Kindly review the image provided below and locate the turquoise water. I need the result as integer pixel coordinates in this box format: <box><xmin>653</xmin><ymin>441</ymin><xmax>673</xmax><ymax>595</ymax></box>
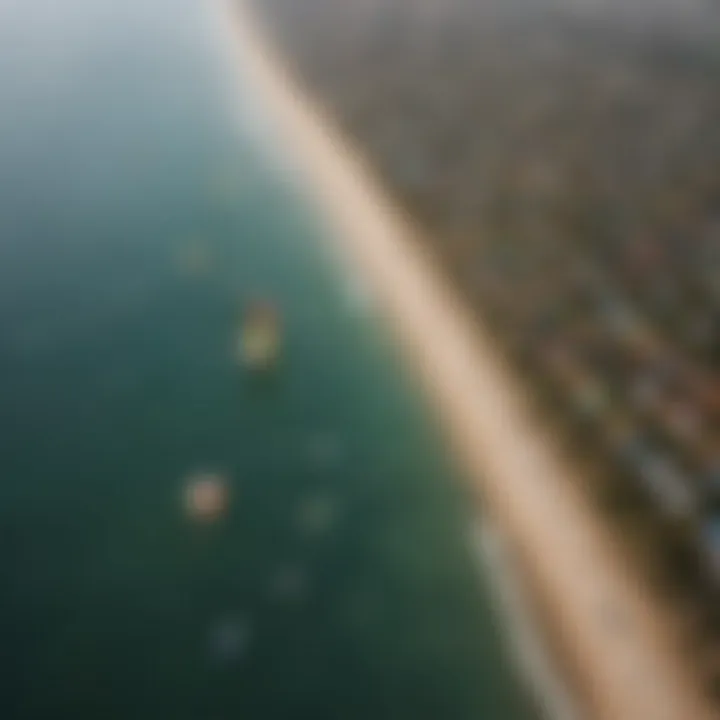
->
<box><xmin>0</xmin><ymin>1</ymin><xmax>536</xmax><ymax>717</ymax></box>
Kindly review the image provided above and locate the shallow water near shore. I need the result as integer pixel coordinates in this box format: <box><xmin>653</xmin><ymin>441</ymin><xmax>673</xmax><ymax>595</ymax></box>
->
<box><xmin>0</xmin><ymin>1</ymin><xmax>537</xmax><ymax>717</ymax></box>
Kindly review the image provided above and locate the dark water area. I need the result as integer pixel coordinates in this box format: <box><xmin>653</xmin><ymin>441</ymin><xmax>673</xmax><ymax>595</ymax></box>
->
<box><xmin>0</xmin><ymin>1</ymin><xmax>536</xmax><ymax>717</ymax></box>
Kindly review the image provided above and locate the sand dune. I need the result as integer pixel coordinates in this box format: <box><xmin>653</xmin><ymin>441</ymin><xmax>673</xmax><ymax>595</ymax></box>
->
<box><xmin>221</xmin><ymin>1</ymin><xmax>716</xmax><ymax>717</ymax></box>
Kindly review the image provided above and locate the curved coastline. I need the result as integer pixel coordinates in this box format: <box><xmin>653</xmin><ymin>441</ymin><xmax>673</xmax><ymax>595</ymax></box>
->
<box><xmin>220</xmin><ymin>1</ymin><xmax>715</xmax><ymax>717</ymax></box>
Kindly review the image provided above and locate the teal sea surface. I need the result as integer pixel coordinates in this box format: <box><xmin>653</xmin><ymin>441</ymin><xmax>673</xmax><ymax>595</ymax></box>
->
<box><xmin>0</xmin><ymin>1</ymin><xmax>536</xmax><ymax>717</ymax></box>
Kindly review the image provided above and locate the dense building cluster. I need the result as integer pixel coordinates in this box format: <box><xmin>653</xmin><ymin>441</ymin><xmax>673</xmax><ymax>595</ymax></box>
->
<box><xmin>256</xmin><ymin>0</ymin><xmax>720</xmax><ymax>645</ymax></box>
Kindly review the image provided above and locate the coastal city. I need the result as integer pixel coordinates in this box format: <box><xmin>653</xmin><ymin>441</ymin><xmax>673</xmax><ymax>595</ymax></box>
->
<box><xmin>256</xmin><ymin>0</ymin><xmax>720</xmax><ymax>707</ymax></box>
<box><xmin>2</xmin><ymin>0</ymin><xmax>720</xmax><ymax>717</ymax></box>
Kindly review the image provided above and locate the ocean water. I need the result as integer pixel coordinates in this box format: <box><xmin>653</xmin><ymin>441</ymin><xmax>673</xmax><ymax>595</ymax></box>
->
<box><xmin>0</xmin><ymin>1</ymin><xmax>536</xmax><ymax>718</ymax></box>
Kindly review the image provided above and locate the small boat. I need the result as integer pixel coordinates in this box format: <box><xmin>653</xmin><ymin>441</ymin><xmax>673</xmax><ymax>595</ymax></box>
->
<box><xmin>239</xmin><ymin>301</ymin><xmax>281</xmax><ymax>371</ymax></box>
<box><xmin>183</xmin><ymin>471</ymin><xmax>229</xmax><ymax>523</ymax></box>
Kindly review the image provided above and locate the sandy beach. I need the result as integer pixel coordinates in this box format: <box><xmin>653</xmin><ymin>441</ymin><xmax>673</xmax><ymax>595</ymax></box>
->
<box><xmin>222</xmin><ymin>1</ymin><xmax>716</xmax><ymax>717</ymax></box>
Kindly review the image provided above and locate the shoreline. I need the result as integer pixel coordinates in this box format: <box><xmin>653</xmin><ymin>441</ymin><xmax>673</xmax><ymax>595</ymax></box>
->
<box><xmin>473</xmin><ymin>518</ymin><xmax>581</xmax><ymax>720</ymax></box>
<box><xmin>221</xmin><ymin>1</ymin><xmax>715</xmax><ymax>718</ymax></box>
